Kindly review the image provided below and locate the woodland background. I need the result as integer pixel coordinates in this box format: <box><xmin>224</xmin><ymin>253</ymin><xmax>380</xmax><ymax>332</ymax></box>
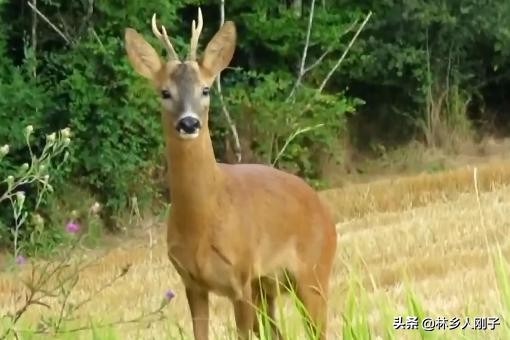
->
<box><xmin>1</xmin><ymin>0</ymin><xmax>510</xmax><ymax>254</ymax></box>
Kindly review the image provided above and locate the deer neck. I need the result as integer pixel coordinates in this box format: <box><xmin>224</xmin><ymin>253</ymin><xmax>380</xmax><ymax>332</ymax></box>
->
<box><xmin>163</xmin><ymin>122</ymin><xmax>223</xmax><ymax>221</ymax></box>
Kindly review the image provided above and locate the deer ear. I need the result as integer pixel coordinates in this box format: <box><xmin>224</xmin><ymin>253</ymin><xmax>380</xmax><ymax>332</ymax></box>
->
<box><xmin>200</xmin><ymin>21</ymin><xmax>236</xmax><ymax>83</ymax></box>
<box><xmin>124</xmin><ymin>28</ymin><xmax>163</xmax><ymax>80</ymax></box>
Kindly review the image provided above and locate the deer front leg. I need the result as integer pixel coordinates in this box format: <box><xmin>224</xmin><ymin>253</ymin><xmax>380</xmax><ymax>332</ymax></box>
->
<box><xmin>186</xmin><ymin>287</ymin><xmax>209</xmax><ymax>340</ymax></box>
<box><xmin>233</xmin><ymin>281</ymin><xmax>256</xmax><ymax>340</ymax></box>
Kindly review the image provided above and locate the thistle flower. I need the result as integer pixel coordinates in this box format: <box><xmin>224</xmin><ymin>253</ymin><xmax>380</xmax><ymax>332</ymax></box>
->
<box><xmin>65</xmin><ymin>221</ymin><xmax>80</xmax><ymax>233</ymax></box>
<box><xmin>15</xmin><ymin>255</ymin><xmax>26</xmax><ymax>265</ymax></box>
<box><xmin>164</xmin><ymin>289</ymin><xmax>175</xmax><ymax>301</ymax></box>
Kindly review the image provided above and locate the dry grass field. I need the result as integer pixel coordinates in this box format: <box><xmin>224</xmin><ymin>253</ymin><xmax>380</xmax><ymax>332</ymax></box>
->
<box><xmin>2</xmin><ymin>160</ymin><xmax>510</xmax><ymax>339</ymax></box>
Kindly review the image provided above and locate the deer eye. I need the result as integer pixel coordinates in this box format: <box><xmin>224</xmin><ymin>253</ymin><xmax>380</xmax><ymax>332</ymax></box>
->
<box><xmin>161</xmin><ymin>89</ymin><xmax>172</xmax><ymax>99</ymax></box>
<box><xmin>202</xmin><ymin>87</ymin><xmax>210</xmax><ymax>96</ymax></box>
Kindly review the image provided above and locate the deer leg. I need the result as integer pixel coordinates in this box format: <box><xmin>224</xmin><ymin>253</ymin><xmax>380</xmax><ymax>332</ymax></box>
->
<box><xmin>251</xmin><ymin>282</ymin><xmax>262</xmax><ymax>338</ymax></box>
<box><xmin>252</xmin><ymin>281</ymin><xmax>282</xmax><ymax>339</ymax></box>
<box><xmin>233</xmin><ymin>281</ymin><xmax>256</xmax><ymax>340</ymax></box>
<box><xmin>186</xmin><ymin>287</ymin><xmax>209</xmax><ymax>340</ymax></box>
<box><xmin>295</xmin><ymin>269</ymin><xmax>330</xmax><ymax>340</ymax></box>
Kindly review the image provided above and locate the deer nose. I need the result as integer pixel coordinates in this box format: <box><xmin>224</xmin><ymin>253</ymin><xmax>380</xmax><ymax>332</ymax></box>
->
<box><xmin>176</xmin><ymin>116</ymin><xmax>201</xmax><ymax>134</ymax></box>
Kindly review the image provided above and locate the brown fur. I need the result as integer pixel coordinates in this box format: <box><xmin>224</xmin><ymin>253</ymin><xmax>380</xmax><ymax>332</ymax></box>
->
<box><xmin>124</xmin><ymin>10</ymin><xmax>337</xmax><ymax>340</ymax></box>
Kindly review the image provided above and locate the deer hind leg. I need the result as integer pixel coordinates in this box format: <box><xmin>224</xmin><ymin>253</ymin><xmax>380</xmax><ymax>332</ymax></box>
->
<box><xmin>295</xmin><ymin>267</ymin><xmax>331</xmax><ymax>340</ymax></box>
<box><xmin>252</xmin><ymin>279</ymin><xmax>283</xmax><ymax>340</ymax></box>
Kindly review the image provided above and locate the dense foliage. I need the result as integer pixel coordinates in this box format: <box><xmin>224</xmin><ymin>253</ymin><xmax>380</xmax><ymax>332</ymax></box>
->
<box><xmin>0</xmin><ymin>0</ymin><xmax>509</xmax><ymax>250</ymax></box>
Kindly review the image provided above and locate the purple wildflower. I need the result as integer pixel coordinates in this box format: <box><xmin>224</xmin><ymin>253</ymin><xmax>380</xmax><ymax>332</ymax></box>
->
<box><xmin>65</xmin><ymin>221</ymin><xmax>80</xmax><ymax>233</ymax></box>
<box><xmin>164</xmin><ymin>289</ymin><xmax>175</xmax><ymax>301</ymax></box>
<box><xmin>15</xmin><ymin>255</ymin><xmax>26</xmax><ymax>265</ymax></box>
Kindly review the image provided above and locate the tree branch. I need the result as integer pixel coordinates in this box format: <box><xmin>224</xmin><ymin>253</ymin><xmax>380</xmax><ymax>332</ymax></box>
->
<box><xmin>27</xmin><ymin>1</ymin><xmax>71</xmax><ymax>45</ymax></box>
<box><xmin>216</xmin><ymin>0</ymin><xmax>242</xmax><ymax>162</ymax></box>
<box><xmin>287</xmin><ymin>0</ymin><xmax>316</xmax><ymax>102</ymax></box>
<box><xmin>281</xmin><ymin>11</ymin><xmax>372</xmax><ymax>120</ymax></box>
<box><xmin>303</xmin><ymin>18</ymin><xmax>359</xmax><ymax>74</ymax></box>
<box><xmin>31</xmin><ymin>0</ymin><xmax>37</xmax><ymax>78</ymax></box>
<box><xmin>272</xmin><ymin>123</ymin><xmax>324</xmax><ymax>166</ymax></box>
<box><xmin>78</xmin><ymin>0</ymin><xmax>94</xmax><ymax>35</ymax></box>
<box><xmin>287</xmin><ymin>2</ymin><xmax>364</xmax><ymax>101</ymax></box>
<box><xmin>317</xmin><ymin>11</ymin><xmax>372</xmax><ymax>94</ymax></box>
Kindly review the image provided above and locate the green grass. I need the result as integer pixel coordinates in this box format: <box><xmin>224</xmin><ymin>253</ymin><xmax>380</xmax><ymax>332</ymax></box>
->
<box><xmin>4</xmin><ymin>251</ymin><xmax>508</xmax><ymax>340</ymax></box>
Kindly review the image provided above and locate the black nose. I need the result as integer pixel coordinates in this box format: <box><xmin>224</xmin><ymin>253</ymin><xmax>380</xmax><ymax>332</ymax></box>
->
<box><xmin>176</xmin><ymin>116</ymin><xmax>201</xmax><ymax>134</ymax></box>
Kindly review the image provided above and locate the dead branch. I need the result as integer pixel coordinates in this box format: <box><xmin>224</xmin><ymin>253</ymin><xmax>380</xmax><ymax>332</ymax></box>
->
<box><xmin>79</xmin><ymin>0</ymin><xmax>94</xmax><ymax>35</ymax></box>
<box><xmin>317</xmin><ymin>11</ymin><xmax>372</xmax><ymax>94</ymax></box>
<box><xmin>287</xmin><ymin>0</ymin><xmax>316</xmax><ymax>101</ymax></box>
<box><xmin>27</xmin><ymin>1</ymin><xmax>71</xmax><ymax>45</ymax></box>
<box><xmin>287</xmin><ymin>1</ymin><xmax>362</xmax><ymax>101</ymax></box>
<box><xmin>276</xmin><ymin>11</ymin><xmax>372</xmax><ymax>131</ymax></box>
<box><xmin>303</xmin><ymin>18</ymin><xmax>359</xmax><ymax>74</ymax></box>
<box><xmin>31</xmin><ymin>0</ymin><xmax>37</xmax><ymax>77</ymax></box>
<box><xmin>216</xmin><ymin>0</ymin><xmax>242</xmax><ymax>162</ymax></box>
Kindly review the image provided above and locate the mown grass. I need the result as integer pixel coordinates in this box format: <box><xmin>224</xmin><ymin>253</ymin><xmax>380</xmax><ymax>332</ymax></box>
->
<box><xmin>2</xmin><ymin>161</ymin><xmax>510</xmax><ymax>339</ymax></box>
<box><xmin>320</xmin><ymin>159</ymin><xmax>510</xmax><ymax>222</ymax></box>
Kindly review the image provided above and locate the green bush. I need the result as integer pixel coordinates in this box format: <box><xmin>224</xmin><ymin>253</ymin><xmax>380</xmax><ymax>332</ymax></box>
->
<box><xmin>0</xmin><ymin>1</ymin><xmax>186</xmax><ymax>231</ymax></box>
<box><xmin>1</xmin><ymin>0</ymin><xmax>510</xmax><ymax>251</ymax></box>
<box><xmin>222</xmin><ymin>69</ymin><xmax>360</xmax><ymax>183</ymax></box>
<box><xmin>48</xmin><ymin>36</ymin><xmax>164</xmax><ymax>219</ymax></box>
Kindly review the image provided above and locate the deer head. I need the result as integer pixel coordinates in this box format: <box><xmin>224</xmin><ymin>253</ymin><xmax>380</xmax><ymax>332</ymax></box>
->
<box><xmin>124</xmin><ymin>8</ymin><xmax>236</xmax><ymax>141</ymax></box>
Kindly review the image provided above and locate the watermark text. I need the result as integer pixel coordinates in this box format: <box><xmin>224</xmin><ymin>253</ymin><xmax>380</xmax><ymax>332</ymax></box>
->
<box><xmin>393</xmin><ymin>316</ymin><xmax>501</xmax><ymax>331</ymax></box>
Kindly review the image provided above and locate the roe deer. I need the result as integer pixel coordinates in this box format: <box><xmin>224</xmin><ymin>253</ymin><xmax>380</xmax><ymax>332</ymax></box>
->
<box><xmin>124</xmin><ymin>8</ymin><xmax>337</xmax><ymax>340</ymax></box>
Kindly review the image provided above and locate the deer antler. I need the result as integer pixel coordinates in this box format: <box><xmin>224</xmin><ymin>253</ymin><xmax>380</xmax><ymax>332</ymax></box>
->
<box><xmin>151</xmin><ymin>14</ymin><xmax>179</xmax><ymax>61</ymax></box>
<box><xmin>188</xmin><ymin>7</ymin><xmax>203</xmax><ymax>61</ymax></box>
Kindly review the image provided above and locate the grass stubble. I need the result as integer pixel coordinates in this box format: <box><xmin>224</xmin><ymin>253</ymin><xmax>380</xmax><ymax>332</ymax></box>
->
<box><xmin>2</xmin><ymin>160</ymin><xmax>510</xmax><ymax>339</ymax></box>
